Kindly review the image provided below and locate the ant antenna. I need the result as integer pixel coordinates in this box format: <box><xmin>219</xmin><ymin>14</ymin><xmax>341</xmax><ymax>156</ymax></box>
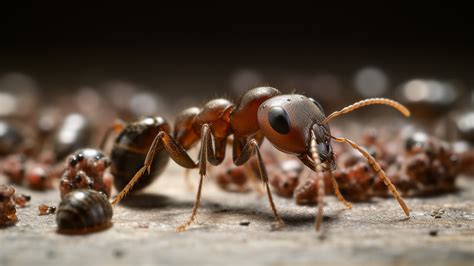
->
<box><xmin>321</xmin><ymin>98</ymin><xmax>410</xmax><ymax>124</ymax></box>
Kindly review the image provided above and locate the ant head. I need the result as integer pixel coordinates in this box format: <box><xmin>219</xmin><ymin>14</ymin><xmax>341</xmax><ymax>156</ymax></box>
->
<box><xmin>257</xmin><ymin>94</ymin><xmax>335</xmax><ymax>167</ymax></box>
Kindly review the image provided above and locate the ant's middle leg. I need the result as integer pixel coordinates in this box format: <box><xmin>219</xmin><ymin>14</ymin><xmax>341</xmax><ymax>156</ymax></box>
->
<box><xmin>176</xmin><ymin>124</ymin><xmax>227</xmax><ymax>232</ymax></box>
<box><xmin>111</xmin><ymin>131</ymin><xmax>197</xmax><ymax>205</ymax></box>
<box><xmin>234</xmin><ymin>137</ymin><xmax>285</xmax><ymax>229</ymax></box>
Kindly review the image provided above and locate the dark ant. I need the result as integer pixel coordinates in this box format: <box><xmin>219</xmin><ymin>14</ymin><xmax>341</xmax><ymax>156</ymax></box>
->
<box><xmin>56</xmin><ymin>189</ymin><xmax>113</xmax><ymax>234</ymax></box>
<box><xmin>0</xmin><ymin>120</ymin><xmax>24</xmax><ymax>156</ymax></box>
<box><xmin>111</xmin><ymin>87</ymin><xmax>411</xmax><ymax>231</ymax></box>
<box><xmin>100</xmin><ymin>117</ymin><xmax>171</xmax><ymax>193</ymax></box>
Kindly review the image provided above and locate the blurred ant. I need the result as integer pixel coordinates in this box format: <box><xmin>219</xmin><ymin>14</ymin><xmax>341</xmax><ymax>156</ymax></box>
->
<box><xmin>112</xmin><ymin>87</ymin><xmax>411</xmax><ymax>231</ymax></box>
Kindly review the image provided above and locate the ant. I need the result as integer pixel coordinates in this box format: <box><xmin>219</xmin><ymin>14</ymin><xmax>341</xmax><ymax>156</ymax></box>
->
<box><xmin>111</xmin><ymin>87</ymin><xmax>411</xmax><ymax>231</ymax></box>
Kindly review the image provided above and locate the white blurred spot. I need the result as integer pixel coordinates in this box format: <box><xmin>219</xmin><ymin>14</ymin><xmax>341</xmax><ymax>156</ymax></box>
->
<box><xmin>0</xmin><ymin>72</ymin><xmax>38</xmax><ymax>94</ymax></box>
<box><xmin>76</xmin><ymin>87</ymin><xmax>101</xmax><ymax>111</ymax></box>
<box><xmin>457</xmin><ymin>111</ymin><xmax>474</xmax><ymax>133</ymax></box>
<box><xmin>0</xmin><ymin>122</ymin><xmax>7</xmax><ymax>136</ymax></box>
<box><xmin>58</xmin><ymin>114</ymin><xmax>87</xmax><ymax>144</ymax></box>
<box><xmin>0</xmin><ymin>93</ymin><xmax>18</xmax><ymax>116</ymax></box>
<box><xmin>402</xmin><ymin>79</ymin><xmax>457</xmax><ymax>105</ymax></box>
<box><xmin>354</xmin><ymin>67</ymin><xmax>388</xmax><ymax>97</ymax></box>
<box><xmin>104</xmin><ymin>81</ymin><xmax>138</xmax><ymax>108</ymax></box>
<box><xmin>130</xmin><ymin>92</ymin><xmax>158</xmax><ymax>117</ymax></box>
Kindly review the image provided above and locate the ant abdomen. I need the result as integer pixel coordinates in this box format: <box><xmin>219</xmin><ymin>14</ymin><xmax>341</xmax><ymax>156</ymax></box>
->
<box><xmin>111</xmin><ymin>117</ymin><xmax>171</xmax><ymax>192</ymax></box>
<box><xmin>56</xmin><ymin>189</ymin><xmax>113</xmax><ymax>234</ymax></box>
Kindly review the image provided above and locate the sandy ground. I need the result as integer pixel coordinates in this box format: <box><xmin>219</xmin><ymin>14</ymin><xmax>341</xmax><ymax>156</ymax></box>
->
<box><xmin>1</xmin><ymin>162</ymin><xmax>473</xmax><ymax>266</ymax></box>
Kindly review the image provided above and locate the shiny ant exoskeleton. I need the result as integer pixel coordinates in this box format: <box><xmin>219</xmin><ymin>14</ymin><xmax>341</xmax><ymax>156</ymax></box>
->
<box><xmin>56</xmin><ymin>189</ymin><xmax>113</xmax><ymax>234</ymax></box>
<box><xmin>106</xmin><ymin>117</ymin><xmax>171</xmax><ymax>193</ymax></box>
<box><xmin>112</xmin><ymin>87</ymin><xmax>411</xmax><ymax>232</ymax></box>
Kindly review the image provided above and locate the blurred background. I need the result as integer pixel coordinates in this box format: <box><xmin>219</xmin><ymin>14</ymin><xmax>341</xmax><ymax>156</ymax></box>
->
<box><xmin>0</xmin><ymin>3</ymin><xmax>473</xmax><ymax>144</ymax></box>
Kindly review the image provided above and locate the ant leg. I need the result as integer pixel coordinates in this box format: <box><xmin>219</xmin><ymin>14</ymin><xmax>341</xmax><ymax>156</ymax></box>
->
<box><xmin>99</xmin><ymin>119</ymin><xmax>126</xmax><ymax>150</ymax></box>
<box><xmin>176</xmin><ymin>124</ymin><xmax>227</xmax><ymax>232</ymax></box>
<box><xmin>244</xmin><ymin>164</ymin><xmax>265</xmax><ymax>196</ymax></box>
<box><xmin>234</xmin><ymin>139</ymin><xmax>285</xmax><ymax>229</ymax></box>
<box><xmin>183</xmin><ymin>169</ymin><xmax>194</xmax><ymax>191</ymax></box>
<box><xmin>328</xmin><ymin>170</ymin><xmax>352</xmax><ymax>209</ymax></box>
<box><xmin>309</xmin><ymin>131</ymin><xmax>325</xmax><ymax>231</ymax></box>
<box><xmin>332</xmin><ymin>136</ymin><xmax>410</xmax><ymax>216</ymax></box>
<box><xmin>111</xmin><ymin>131</ymin><xmax>197</xmax><ymax>205</ymax></box>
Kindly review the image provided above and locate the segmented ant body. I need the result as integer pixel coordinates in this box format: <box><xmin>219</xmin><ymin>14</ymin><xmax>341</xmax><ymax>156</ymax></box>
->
<box><xmin>56</xmin><ymin>189</ymin><xmax>113</xmax><ymax>234</ymax></box>
<box><xmin>109</xmin><ymin>117</ymin><xmax>170</xmax><ymax>193</ymax></box>
<box><xmin>112</xmin><ymin>87</ymin><xmax>411</xmax><ymax>231</ymax></box>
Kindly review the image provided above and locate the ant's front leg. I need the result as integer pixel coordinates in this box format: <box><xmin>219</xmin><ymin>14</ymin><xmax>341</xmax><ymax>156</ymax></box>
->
<box><xmin>111</xmin><ymin>131</ymin><xmax>197</xmax><ymax>205</ymax></box>
<box><xmin>176</xmin><ymin>124</ymin><xmax>227</xmax><ymax>232</ymax></box>
<box><xmin>332</xmin><ymin>136</ymin><xmax>410</xmax><ymax>216</ymax></box>
<box><xmin>233</xmin><ymin>136</ymin><xmax>285</xmax><ymax>230</ymax></box>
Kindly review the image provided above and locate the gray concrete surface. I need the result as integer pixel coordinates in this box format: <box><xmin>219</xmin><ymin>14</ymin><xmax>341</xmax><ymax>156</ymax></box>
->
<box><xmin>1</xmin><ymin>163</ymin><xmax>473</xmax><ymax>266</ymax></box>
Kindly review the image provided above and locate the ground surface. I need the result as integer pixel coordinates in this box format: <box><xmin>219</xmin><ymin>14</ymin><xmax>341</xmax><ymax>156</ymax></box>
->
<box><xmin>1</xmin><ymin>163</ymin><xmax>473</xmax><ymax>266</ymax></box>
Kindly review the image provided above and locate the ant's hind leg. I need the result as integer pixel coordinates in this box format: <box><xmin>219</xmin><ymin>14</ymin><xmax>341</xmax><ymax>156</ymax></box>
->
<box><xmin>234</xmin><ymin>139</ymin><xmax>285</xmax><ymax>230</ymax></box>
<box><xmin>111</xmin><ymin>131</ymin><xmax>197</xmax><ymax>205</ymax></box>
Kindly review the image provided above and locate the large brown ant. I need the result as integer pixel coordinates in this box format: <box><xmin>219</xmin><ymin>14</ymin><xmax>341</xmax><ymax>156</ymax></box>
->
<box><xmin>111</xmin><ymin>87</ymin><xmax>411</xmax><ymax>231</ymax></box>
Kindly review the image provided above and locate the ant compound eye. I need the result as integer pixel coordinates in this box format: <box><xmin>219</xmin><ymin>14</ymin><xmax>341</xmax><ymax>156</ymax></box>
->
<box><xmin>268</xmin><ymin>107</ymin><xmax>290</xmax><ymax>134</ymax></box>
<box><xmin>308</xmin><ymin>98</ymin><xmax>324</xmax><ymax>114</ymax></box>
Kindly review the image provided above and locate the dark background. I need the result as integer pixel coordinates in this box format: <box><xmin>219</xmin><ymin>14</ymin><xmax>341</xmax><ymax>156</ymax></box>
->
<box><xmin>0</xmin><ymin>2</ymin><xmax>472</xmax><ymax>102</ymax></box>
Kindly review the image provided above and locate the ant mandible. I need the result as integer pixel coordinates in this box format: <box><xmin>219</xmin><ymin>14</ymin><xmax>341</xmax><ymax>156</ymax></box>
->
<box><xmin>111</xmin><ymin>87</ymin><xmax>411</xmax><ymax>232</ymax></box>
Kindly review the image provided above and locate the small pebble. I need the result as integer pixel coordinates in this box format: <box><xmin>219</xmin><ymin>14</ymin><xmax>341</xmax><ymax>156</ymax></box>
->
<box><xmin>431</xmin><ymin>209</ymin><xmax>445</xmax><ymax>219</ymax></box>
<box><xmin>429</xmin><ymin>230</ymin><xmax>438</xmax><ymax>237</ymax></box>
<box><xmin>239</xmin><ymin>221</ymin><xmax>250</xmax><ymax>226</ymax></box>
<box><xmin>113</xmin><ymin>249</ymin><xmax>124</xmax><ymax>258</ymax></box>
<box><xmin>38</xmin><ymin>204</ymin><xmax>56</xmax><ymax>215</ymax></box>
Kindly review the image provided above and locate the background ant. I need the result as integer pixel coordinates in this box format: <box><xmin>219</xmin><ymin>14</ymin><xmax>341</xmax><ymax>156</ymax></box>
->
<box><xmin>112</xmin><ymin>86</ymin><xmax>411</xmax><ymax>232</ymax></box>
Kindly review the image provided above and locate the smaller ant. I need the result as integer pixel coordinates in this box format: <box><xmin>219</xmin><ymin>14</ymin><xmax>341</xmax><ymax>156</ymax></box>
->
<box><xmin>0</xmin><ymin>185</ymin><xmax>30</xmax><ymax>225</ymax></box>
<box><xmin>59</xmin><ymin>148</ymin><xmax>113</xmax><ymax>198</ymax></box>
<box><xmin>38</xmin><ymin>204</ymin><xmax>56</xmax><ymax>216</ymax></box>
<box><xmin>1</xmin><ymin>154</ymin><xmax>57</xmax><ymax>190</ymax></box>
